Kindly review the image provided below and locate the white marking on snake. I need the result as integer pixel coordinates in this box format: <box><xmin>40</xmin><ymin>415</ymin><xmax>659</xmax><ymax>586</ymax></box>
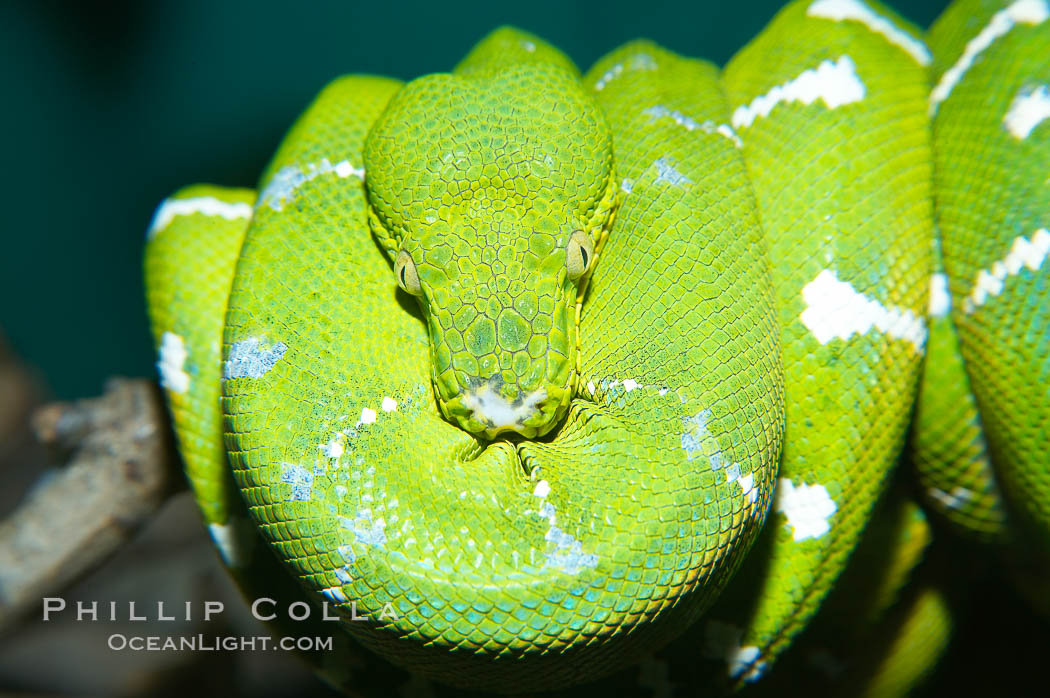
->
<box><xmin>928</xmin><ymin>486</ymin><xmax>974</xmax><ymax>510</ymax></box>
<box><xmin>321</xmin><ymin>436</ymin><xmax>344</xmax><ymax>459</ymax></box>
<box><xmin>962</xmin><ymin>228</ymin><xmax>1050</xmax><ymax>313</ymax></box>
<box><xmin>531</xmin><ymin>484</ymin><xmax>598</xmax><ymax>574</ymax></box>
<box><xmin>622</xmin><ymin>378</ymin><xmax>640</xmax><ymax>392</ymax></box>
<box><xmin>620</xmin><ymin>178</ymin><xmax>634</xmax><ymax>194</ymax></box>
<box><xmin>629</xmin><ymin>52</ymin><xmax>658</xmax><ymax>70</ymax></box>
<box><xmin>775</xmin><ymin>478</ymin><xmax>837</xmax><ymax>541</ymax></box>
<box><xmin>654</xmin><ymin>156</ymin><xmax>691</xmax><ymax>187</ymax></box>
<box><xmin>738</xmin><ymin>473</ymin><xmax>757</xmax><ymax>504</ymax></box>
<box><xmin>929</xmin><ymin>0</ymin><xmax>1049</xmax><ymax>115</ymax></box>
<box><xmin>800</xmin><ymin>269</ymin><xmax>927</xmax><ymax>352</ymax></box>
<box><xmin>726</xmin><ymin>463</ymin><xmax>742</xmax><ymax>483</ymax></box>
<box><xmin>928</xmin><ymin>272</ymin><xmax>951</xmax><ymax>317</ymax></box>
<box><xmin>340</xmin><ymin>511</ymin><xmax>387</xmax><ymax>548</ymax></box>
<box><xmin>644</xmin><ymin>105</ymin><xmax>743</xmax><ymax>148</ymax></box>
<box><xmin>280</xmin><ymin>463</ymin><xmax>314</xmax><ymax>501</ymax></box>
<box><xmin>336</xmin><ymin>545</ymin><xmax>356</xmax><ymax>567</ymax></box>
<box><xmin>322</xmin><ymin>586</ymin><xmax>348</xmax><ymax>603</ymax></box>
<box><xmin>147</xmin><ymin>196</ymin><xmax>252</xmax><ymax>239</ymax></box>
<box><xmin>637</xmin><ymin>656</ymin><xmax>673</xmax><ymax>698</ymax></box>
<box><xmin>157</xmin><ymin>331</ymin><xmax>190</xmax><ymax>394</ymax></box>
<box><xmin>716</xmin><ymin>124</ymin><xmax>744</xmax><ymax>148</ymax></box>
<box><xmin>462</xmin><ymin>384</ymin><xmax>546</xmax><ymax>430</ymax></box>
<box><xmin>729</xmin><ymin>646</ymin><xmax>766</xmax><ymax>683</ymax></box>
<box><xmin>537</xmin><ymin>501</ymin><xmax>599</xmax><ymax>574</ymax></box>
<box><xmin>208</xmin><ymin>518</ymin><xmax>255</xmax><ymax>568</ymax></box>
<box><xmin>596</xmin><ymin>51</ymin><xmax>659</xmax><ymax>91</ymax></box>
<box><xmin>381</xmin><ymin>396</ymin><xmax>398</xmax><ymax>412</ymax></box>
<box><xmin>725</xmin><ymin>465</ymin><xmax>759</xmax><ymax>506</ymax></box>
<box><xmin>807</xmin><ymin>0</ymin><xmax>932</xmax><ymax>65</ymax></box>
<box><xmin>587</xmin><ymin>380</ymin><xmax>597</xmax><ymax>395</ymax></box>
<box><xmin>222</xmin><ymin>337</ymin><xmax>287</xmax><ymax>379</ymax></box>
<box><xmin>645</xmin><ymin>104</ymin><xmax>703</xmax><ymax>130</ymax></box>
<box><xmin>260</xmin><ymin>157</ymin><xmax>365</xmax><ymax>211</ymax></box>
<box><xmin>704</xmin><ymin>621</ymin><xmax>767</xmax><ymax>683</ymax></box>
<box><xmin>359</xmin><ymin>408</ymin><xmax>378</xmax><ymax>425</ymax></box>
<box><xmin>593</xmin><ymin>63</ymin><xmax>624</xmax><ymax>91</ymax></box>
<box><xmin>1003</xmin><ymin>84</ymin><xmax>1050</xmax><ymax>139</ymax></box>
<box><xmin>731</xmin><ymin>55</ymin><xmax>865</xmax><ymax>129</ymax></box>
<box><xmin>681</xmin><ymin>409</ymin><xmax>727</xmax><ymax>470</ymax></box>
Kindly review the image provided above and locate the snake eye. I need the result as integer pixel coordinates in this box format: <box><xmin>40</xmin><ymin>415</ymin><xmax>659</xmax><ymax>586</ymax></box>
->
<box><xmin>566</xmin><ymin>230</ymin><xmax>594</xmax><ymax>280</ymax></box>
<box><xmin>395</xmin><ymin>249</ymin><xmax>422</xmax><ymax>296</ymax></box>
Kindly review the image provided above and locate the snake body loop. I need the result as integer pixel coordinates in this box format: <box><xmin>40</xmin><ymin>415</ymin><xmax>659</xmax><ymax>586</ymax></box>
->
<box><xmin>145</xmin><ymin>0</ymin><xmax>1050</xmax><ymax>692</ymax></box>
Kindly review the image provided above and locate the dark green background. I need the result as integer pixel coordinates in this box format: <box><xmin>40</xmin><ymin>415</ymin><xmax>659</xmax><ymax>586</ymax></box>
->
<box><xmin>1</xmin><ymin>0</ymin><xmax>949</xmax><ymax>398</ymax></box>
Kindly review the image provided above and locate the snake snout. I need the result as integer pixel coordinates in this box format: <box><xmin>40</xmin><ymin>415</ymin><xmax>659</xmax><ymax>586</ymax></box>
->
<box><xmin>461</xmin><ymin>381</ymin><xmax>549</xmax><ymax>438</ymax></box>
<box><xmin>436</xmin><ymin>376</ymin><xmax>569</xmax><ymax>440</ymax></box>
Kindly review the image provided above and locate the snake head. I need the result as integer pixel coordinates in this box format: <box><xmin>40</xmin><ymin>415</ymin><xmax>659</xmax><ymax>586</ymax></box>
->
<box><xmin>364</xmin><ymin>63</ymin><xmax>617</xmax><ymax>439</ymax></box>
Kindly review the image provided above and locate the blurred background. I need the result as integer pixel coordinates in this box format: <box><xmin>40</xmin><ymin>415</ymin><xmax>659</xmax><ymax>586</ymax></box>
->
<box><xmin>6</xmin><ymin>1</ymin><xmax>1045</xmax><ymax>697</ymax></box>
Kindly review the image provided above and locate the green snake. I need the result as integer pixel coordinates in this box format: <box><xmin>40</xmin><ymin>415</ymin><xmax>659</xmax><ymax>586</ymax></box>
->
<box><xmin>144</xmin><ymin>0</ymin><xmax>1049</xmax><ymax>693</ymax></box>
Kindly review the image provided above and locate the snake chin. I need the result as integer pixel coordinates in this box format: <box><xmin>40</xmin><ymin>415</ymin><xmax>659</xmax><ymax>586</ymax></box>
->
<box><xmin>443</xmin><ymin>380</ymin><xmax>567</xmax><ymax>439</ymax></box>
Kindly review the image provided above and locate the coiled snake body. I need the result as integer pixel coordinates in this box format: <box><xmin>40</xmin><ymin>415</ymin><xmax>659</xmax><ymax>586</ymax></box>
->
<box><xmin>145</xmin><ymin>0</ymin><xmax>1049</xmax><ymax>693</ymax></box>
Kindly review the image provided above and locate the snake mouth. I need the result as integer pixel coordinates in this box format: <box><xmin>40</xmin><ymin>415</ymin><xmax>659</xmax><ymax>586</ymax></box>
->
<box><xmin>440</xmin><ymin>379</ymin><xmax>568</xmax><ymax>439</ymax></box>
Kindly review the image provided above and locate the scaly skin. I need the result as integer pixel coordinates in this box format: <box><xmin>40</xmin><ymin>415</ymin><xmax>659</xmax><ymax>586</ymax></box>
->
<box><xmin>144</xmin><ymin>0</ymin><xmax>1049</xmax><ymax>694</ymax></box>
<box><xmin>914</xmin><ymin>0</ymin><xmax>1050</xmax><ymax>630</ymax></box>
<box><xmin>911</xmin><ymin>245</ymin><xmax>1011</xmax><ymax>544</ymax></box>
<box><xmin>704</xmin><ymin>3</ymin><xmax>933</xmax><ymax>684</ymax></box>
<box><xmin>921</xmin><ymin>0</ymin><xmax>1050</xmax><ymax>548</ymax></box>
<box><xmin>732</xmin><ymin>488</ymin><xmax>946</xmax><ymax>698</ymax></box>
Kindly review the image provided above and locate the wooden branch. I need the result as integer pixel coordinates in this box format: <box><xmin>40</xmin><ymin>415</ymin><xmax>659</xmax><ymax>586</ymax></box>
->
<box><xmin>0</xmin><ymin>378</ymin><xmax>179</xmax><ymax>633</ymax></box>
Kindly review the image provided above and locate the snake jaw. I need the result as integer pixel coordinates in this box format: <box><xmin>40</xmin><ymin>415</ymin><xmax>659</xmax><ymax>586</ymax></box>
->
<box><xmin>441</xmin><ymin>380</ymin><xmax>570</xmax><ymax>439</ymax></box>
